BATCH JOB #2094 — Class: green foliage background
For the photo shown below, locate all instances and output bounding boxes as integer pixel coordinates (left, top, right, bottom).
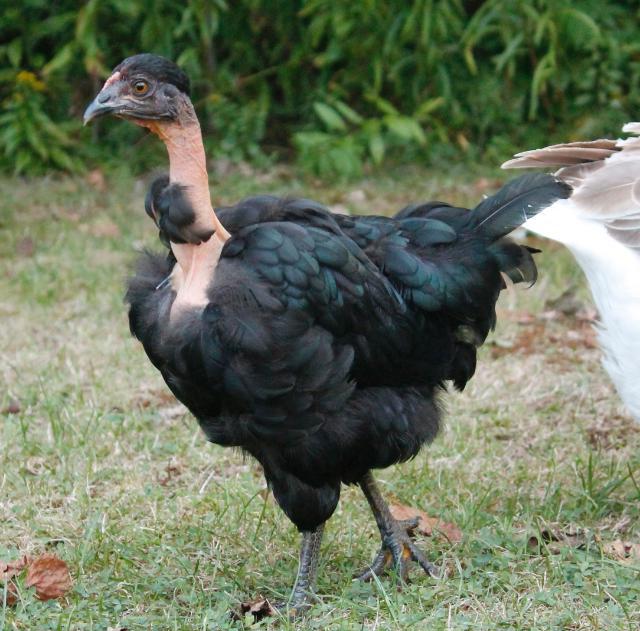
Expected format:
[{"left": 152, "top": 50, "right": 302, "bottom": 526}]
[{"left": 1, "top": 0, "right": 639, "bottom": 177}]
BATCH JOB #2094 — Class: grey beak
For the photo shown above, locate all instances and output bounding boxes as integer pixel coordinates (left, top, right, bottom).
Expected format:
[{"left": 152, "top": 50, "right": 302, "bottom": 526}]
[{"left": 83, "top": 84, "right": 121, "bottom": 125}]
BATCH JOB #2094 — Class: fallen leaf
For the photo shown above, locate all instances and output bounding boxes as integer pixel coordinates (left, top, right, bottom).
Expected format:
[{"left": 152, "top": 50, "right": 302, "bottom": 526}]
[
  {"left": 527, "top": 525, "right": 586, "bottom": 554},
  {"left": 25, "top": 554, "right": 72, "bottom": 601},
  {"left": 1, "top": 556, "right": 30, "bottom": 606},
  {"left": 389, "top": 503, "right": 462, "bottom": 543},
  {"left": 2, "top": 399, "right": 21, "bottom": 415},
  {"left": 158, "top": 457, "right": 183, "bottom": 486},
  {"left": 603, "top": 540, "right": 640, "bottom": 564},
  {"left": 236, "top": 596, "right": 277, "bottom": 621}
]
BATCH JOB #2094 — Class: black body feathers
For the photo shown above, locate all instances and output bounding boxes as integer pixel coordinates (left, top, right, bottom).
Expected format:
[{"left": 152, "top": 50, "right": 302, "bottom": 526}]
[{"left": 127, "top": 173, "right": 570, "bottom": 531}]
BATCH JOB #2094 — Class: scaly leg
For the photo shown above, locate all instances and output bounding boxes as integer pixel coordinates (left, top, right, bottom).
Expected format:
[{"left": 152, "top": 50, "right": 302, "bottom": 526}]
[
  {"left": 356, "top": 472, "right": 439, "bottom": 583},
  {"left": 277, "top": 524, "right": 324, "bottom": 615}
]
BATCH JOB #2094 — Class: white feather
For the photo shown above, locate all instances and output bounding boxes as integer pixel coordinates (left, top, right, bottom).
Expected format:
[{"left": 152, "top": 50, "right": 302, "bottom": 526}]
[
  {"left": 524, "top": 201, "right": 640, "bottom": 422},
  {"left": 505, "top": 124, "right": 640, "bottom": 422}
]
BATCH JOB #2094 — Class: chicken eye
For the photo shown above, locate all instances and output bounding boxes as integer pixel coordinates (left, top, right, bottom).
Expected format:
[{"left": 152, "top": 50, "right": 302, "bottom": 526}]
[{"left": 133, "top": 80, "right": 149, "bottom": 95}]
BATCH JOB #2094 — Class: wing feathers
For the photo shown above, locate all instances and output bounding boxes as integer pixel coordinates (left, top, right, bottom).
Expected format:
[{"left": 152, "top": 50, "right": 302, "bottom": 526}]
[
  {"left": 502, "top": 142, "right": 619, "bottom": 169},
  {"left": 502, "top": 123, "right": 640, "bottom": 248}
]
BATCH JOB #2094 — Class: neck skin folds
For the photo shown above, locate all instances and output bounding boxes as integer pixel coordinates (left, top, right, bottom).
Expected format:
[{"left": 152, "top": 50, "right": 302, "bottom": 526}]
[{"left": 144, "top": 98, "right": 229, "bottom": 309}]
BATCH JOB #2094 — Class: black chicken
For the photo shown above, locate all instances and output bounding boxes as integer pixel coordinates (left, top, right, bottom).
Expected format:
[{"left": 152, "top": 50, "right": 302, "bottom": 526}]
[{"left": 83, "top": 54, "right": 571, "bottom": 612}]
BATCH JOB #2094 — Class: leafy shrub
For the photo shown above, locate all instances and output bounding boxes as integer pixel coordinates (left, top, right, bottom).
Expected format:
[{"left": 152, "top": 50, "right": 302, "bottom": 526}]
[
  {"left": 0, "top": 0, "right": 638, "bottom": 177},
  {"left": 0, "top": 71, "right": 80, "bottom": 174}
]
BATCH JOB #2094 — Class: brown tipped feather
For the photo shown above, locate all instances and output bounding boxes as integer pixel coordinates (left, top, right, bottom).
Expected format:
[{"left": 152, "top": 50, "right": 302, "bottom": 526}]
[
  {"left": 502, "top": 125, "right": 640, "bottom": 249},
  {"left": 502, "top": 142, "right": 619, "bottom": 169}
]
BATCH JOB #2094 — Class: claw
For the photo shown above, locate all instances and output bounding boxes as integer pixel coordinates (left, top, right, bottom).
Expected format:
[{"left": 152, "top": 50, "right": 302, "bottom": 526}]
[
  {"left": 398, "top": 516, "right": 421, "bottom": 533},
  {"left": 354, "top": 548, "right": 391, "bottom": 581},
  {"left": 356, "top": 517, "right": 440, "bottom": 584},
  {"left": 272, "top": 596, "right": 315, "bottom": 619},
  {"left": 357, "top": 472, "right": 441, "bottom": 585}
]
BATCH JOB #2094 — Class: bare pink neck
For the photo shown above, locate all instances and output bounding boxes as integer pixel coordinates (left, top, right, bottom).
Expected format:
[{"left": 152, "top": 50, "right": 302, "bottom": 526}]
[
  {"left": 142, "top": 105, "right": 230, "bottom": 285},
  {"left": 154, "top": 118, "right": 230, "bottom": 243}
]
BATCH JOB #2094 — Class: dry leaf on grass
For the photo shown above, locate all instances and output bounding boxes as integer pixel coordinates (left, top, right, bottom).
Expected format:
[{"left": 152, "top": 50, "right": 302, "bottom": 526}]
[
  {"left": 603, "top": 540, "right": 640, "bottom": 565},
  {"left": 235, "top": 596, "right": 277, "bottom": 621},
  {"left": 1, "top": 556, "right": 29, "bottom": 606},
  {"left": 25, "top": 554, "right": 72, "bottom": 601},
  {"left": 158, "top": 457, "right": 183, "bottom": 486},
  {"left": 2, "top": 399, "right": 21, "bottom": 415},
  {"left": 389, "top": 503, "right": 462, "bottom": 543},
  {"left": 527, "top": 526, "right": 586, "bottom": 554}
]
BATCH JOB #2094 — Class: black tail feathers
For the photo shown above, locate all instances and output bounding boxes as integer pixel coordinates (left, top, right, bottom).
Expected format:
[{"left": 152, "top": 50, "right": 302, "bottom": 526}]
[{"left": 471, "top": 173, "right": 572, "bottom": 239}]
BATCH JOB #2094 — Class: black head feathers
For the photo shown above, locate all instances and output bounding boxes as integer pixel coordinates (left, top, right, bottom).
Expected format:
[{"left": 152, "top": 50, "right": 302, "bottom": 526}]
[{"left": 114, "top": 54, "right": 191, "bottom": 96}]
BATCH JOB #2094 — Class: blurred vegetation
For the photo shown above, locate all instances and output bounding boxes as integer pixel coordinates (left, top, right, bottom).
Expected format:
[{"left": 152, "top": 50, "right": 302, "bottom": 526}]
[{"left": 1, "top": 0, "right": 639, "bottom": 177}]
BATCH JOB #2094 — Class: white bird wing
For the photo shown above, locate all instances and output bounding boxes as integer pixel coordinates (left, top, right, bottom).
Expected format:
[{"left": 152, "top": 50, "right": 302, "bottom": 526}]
[{"left": 502, "top": 123, "right": 640, "bottom": 249}]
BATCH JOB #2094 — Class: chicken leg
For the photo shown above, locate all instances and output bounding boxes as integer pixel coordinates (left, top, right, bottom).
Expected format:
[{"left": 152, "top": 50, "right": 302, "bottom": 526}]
[
  {"left": 277, "top": 524, "right": 324, "bottom": 614},
  {"left": 356, "top": 472, "right": 439, "bottom": 583}
]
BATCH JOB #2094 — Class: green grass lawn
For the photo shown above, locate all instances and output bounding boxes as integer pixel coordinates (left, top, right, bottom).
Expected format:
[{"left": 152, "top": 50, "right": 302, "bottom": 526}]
[{"left": 1, "top": 166, "right": 639, "bottom": 630}]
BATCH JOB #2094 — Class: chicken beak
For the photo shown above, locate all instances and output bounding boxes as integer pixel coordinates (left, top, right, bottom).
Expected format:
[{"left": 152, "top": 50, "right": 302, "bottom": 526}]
[{"left": 83, "top": 84, "right": 122, "bottom": 125}]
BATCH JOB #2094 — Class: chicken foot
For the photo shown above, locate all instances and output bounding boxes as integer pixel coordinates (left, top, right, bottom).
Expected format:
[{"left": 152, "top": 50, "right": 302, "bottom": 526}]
[{"left": 356, "top": 471, "right": 440, "bottom": 583}]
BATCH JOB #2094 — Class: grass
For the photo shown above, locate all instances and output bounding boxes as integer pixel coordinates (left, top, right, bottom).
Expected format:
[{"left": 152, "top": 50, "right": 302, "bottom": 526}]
[{"left": 1, "top": 164, "right": 639, "bottom": 630}]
